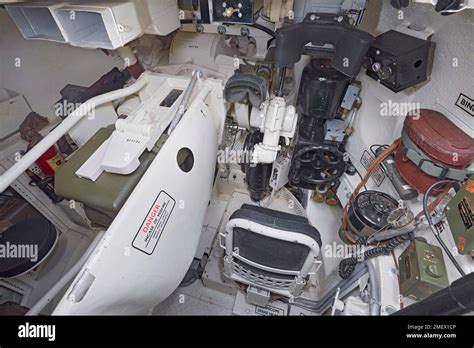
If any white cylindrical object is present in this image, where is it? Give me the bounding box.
[262,97,286,148]
[0,77,149,193]
[281,105,296,134]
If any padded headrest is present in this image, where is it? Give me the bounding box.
[229,204,322,247]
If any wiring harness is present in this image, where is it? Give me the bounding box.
[338,234,413,279]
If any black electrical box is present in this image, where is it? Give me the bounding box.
[366,30,433,92]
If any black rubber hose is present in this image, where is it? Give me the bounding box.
[249,23,276,38]
[289,262,369,313]
[393,271,474,315]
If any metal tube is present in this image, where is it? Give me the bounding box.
[367,260,381,315]
[168,70,202,134]
[276,67,287,97]
[0,77,149,193]
[291,263,369,313]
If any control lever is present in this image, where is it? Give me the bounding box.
[168,70,201,134]
[331,288,345,315]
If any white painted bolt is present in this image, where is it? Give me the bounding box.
[222,2,227,7]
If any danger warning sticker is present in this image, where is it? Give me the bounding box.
[132,191,175,255]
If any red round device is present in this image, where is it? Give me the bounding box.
[395,109,474,194]
[404,109,473,168]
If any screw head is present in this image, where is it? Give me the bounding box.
[241,27,250,36]
[196,24,204,33]
[217,25,226,35]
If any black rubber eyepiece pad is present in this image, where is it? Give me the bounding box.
[224,73,267,107]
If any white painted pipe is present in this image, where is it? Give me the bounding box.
[168,70,202,135]
[26,231,105,316]
[0,77,149,193]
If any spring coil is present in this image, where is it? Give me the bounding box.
[338,234,411,279]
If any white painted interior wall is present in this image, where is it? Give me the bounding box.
[0,9,5,89]
[307,1,474,290]
[0,8,123,121]
[346,1,474,198]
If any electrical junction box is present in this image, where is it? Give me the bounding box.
[366,30,433,92]
[445,175,474,256]
[398,240,449,301]
[270,157,291,190]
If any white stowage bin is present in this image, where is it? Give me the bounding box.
[5,2,70,43]
[53,0,180,49]
[0,89,32,141]
[52,72,226,315]
[54,1,144,49]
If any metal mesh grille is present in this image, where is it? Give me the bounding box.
[232,261,295,290]
[279,187,307,217]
